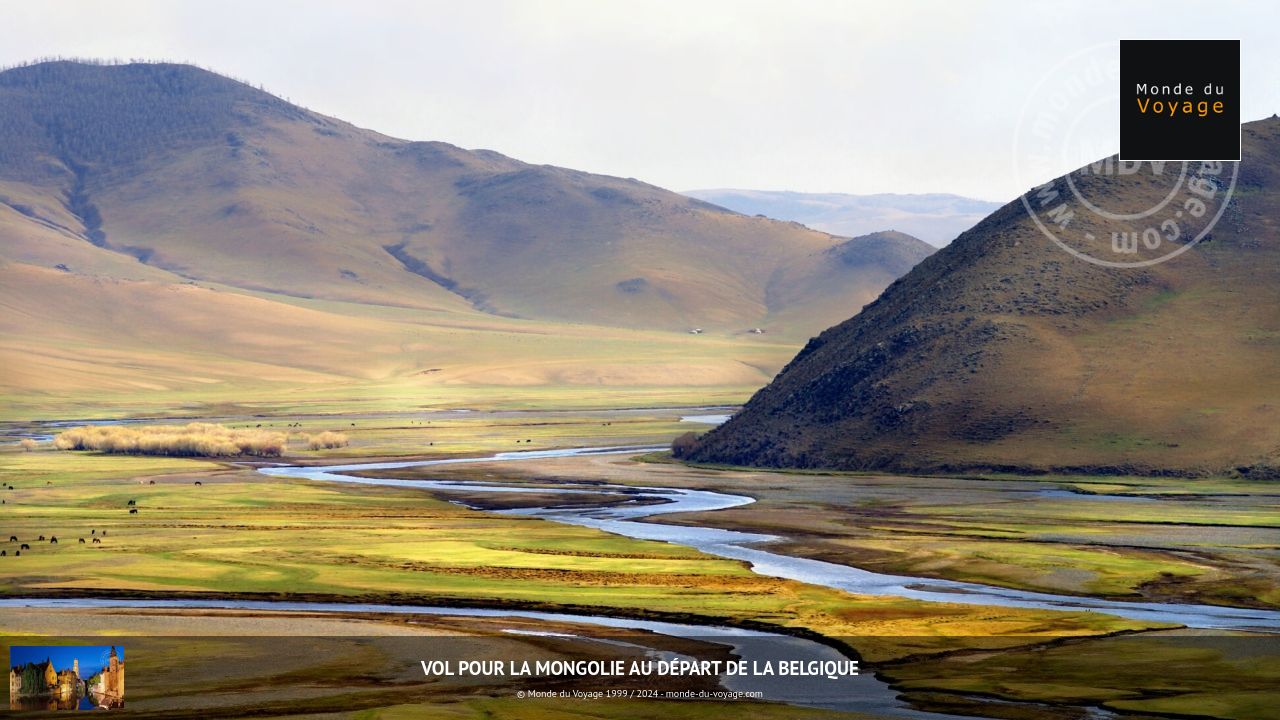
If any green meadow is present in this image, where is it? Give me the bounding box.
[0,441,1154,664]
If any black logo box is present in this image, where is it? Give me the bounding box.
[1120,39,1240,161]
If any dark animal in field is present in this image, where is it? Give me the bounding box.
[8,536,15,542]
[1,550,5,556]
[46,481,51,485]
[7,485,13,490]
[79,538,85,544]
[129,508,138,514]
[102,530,107,536]
[50,537,57,543]
[194,481,202,486]
[37,535,44,541]
[148,480,155,485]
[92,538,100,544]
[13,550,18,556]
[127,500,136,506]
[20,543,30,550]
[91,529,96,535]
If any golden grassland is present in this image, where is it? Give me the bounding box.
[35,410,697,459]
[0,261,797,423]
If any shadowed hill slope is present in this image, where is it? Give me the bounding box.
[688,118,1280,476]
[765,231,935,329]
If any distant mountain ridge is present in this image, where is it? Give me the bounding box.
[687,118,1280,477]
[683,189,1000,247]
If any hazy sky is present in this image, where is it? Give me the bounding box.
[2,1,1277,200]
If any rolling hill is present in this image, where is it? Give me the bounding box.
[0,60,933,412]
[0,61,930,334]
[683,189,1000,247]
[687,117,1280,477]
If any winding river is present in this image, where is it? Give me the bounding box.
[259,445,1280,633]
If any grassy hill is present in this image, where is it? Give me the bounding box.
[688,118,1280,477]
[0,61,933,414]
[0,61,930,332]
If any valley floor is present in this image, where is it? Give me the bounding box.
[1,406,1277,719]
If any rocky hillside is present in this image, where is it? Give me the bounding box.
[687,118,1280,476]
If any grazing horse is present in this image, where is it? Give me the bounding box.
[37,535,44,541]
[194,481,203,486]
[13,550,18,556]
[50,537,57,544]
[102,530,107,536]
[129,508,138,514]
[1,550,5,556]
[92,538,101,544]
[79,538,86,544]
[19,543,30,550]
[127,500,136,506]
[148,480,155,485]
[8,536,15,542]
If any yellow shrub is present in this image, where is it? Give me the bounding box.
[307,431,349,450]
[54,423,287,457]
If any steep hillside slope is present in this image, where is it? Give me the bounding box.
[688,118,1280,476]
[0,61,929,337]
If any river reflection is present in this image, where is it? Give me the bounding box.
[9,689,114,711]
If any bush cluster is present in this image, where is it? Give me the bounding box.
[306,431,349,450]
[54,423,287,457]
[671,431,700,458]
